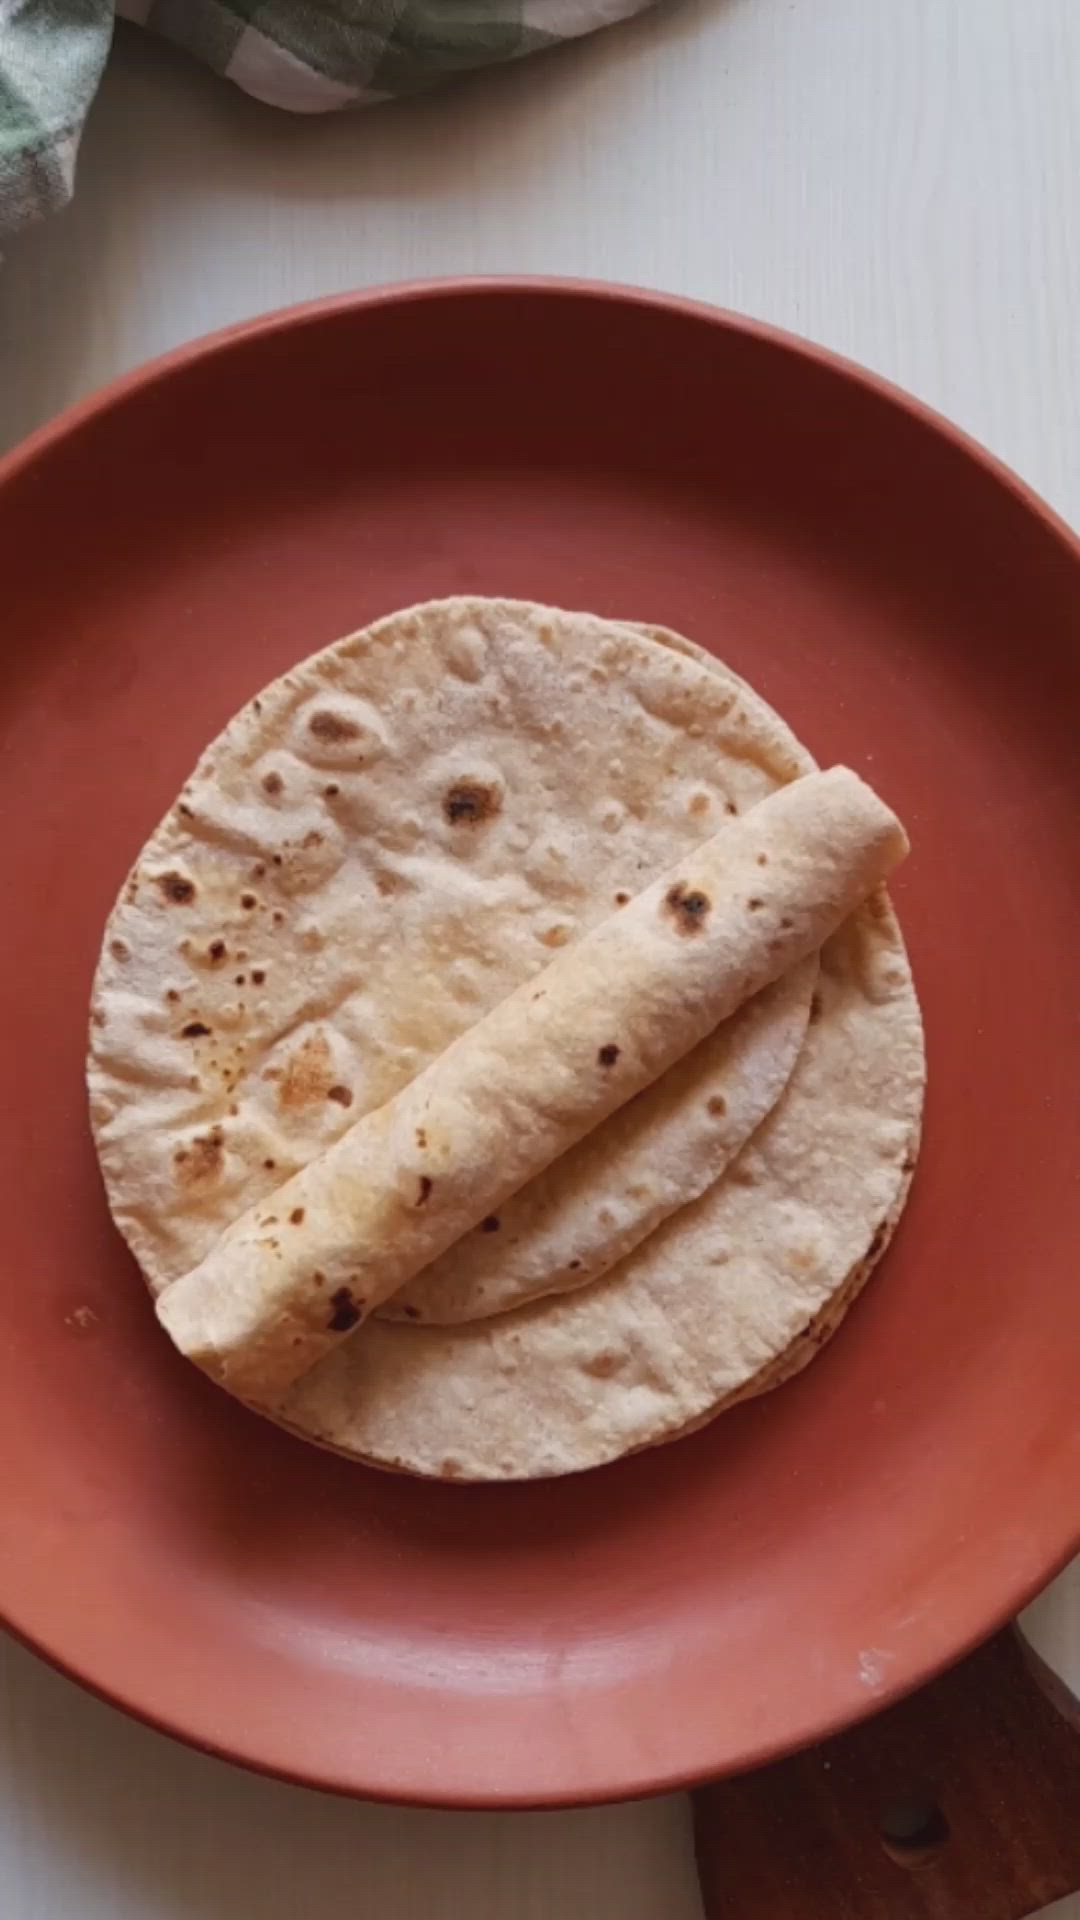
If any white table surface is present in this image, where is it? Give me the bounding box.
[2,3,1079,1914]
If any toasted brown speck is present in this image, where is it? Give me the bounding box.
[262,771,284,796]
[177,802,194,820]
[165,988,180,1003]
[481,1215,500,1233]
[401,1304,422,1320]
[181,1021,211,1039]
[290,1207,305,1225]
[174,1125,224,1188]
[240,893,257,910]
[310,709,360,744]
[443,781,501,826]
[809,991,824,1024]
[324,783,340,799]
[263,1158,276,1170]
[707,1095,727,1117]
[415,1127,427,1148]
[416,1175,433,1206]
[109,938,130,962]
[328,1084,353,1107]
[747,897,764,911]
[157,871,196,905]
[756,853,768,867]
[302,830,323,850]
[251,968,266,985]
[583,1350,621,1379]
[234,974,246,986]
[614,890,630,906]
[724,800,738,815]
[208,939,226,963]
[597,1043,620,1068]
[272,910,285,925]
[277,1031,333,1111]
[664,882,711,935]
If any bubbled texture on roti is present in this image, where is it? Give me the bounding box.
[277,899,924,1479]
[89,599,811,1301]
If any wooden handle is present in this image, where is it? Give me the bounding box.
[693,1626,1080,1918]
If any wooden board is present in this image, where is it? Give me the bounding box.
[694,1628,1080,1918]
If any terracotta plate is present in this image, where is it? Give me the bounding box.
[1,282,1077,1807]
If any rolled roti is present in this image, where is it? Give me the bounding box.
[280,898,923,1479]
[157,767,907,1398]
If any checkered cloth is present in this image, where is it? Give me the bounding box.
[0,0,659,235]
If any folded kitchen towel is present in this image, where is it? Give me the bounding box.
[0,0,660,237]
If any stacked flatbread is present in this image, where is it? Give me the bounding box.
[89,600,924,1480]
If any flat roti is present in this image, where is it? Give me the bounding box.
[277,898,923,1478]
[89,599,814,1310]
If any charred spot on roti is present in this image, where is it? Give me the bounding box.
[443,780,502,826]
[401,1303,422,1319]
[757,853,768,866]
[181,1021,211,1039]
[207,939,227,964]
[724,800,738,815]
[324,783,340,798]
[251,969,266,985]
[261,771,284,796]
[440,1458,463,1480]
[747,897,764,911]
[614,890,630,906]
[263,1158,276,1170]
[664,882,711,934]
[240,893,257,911]
[289,1208,305,1225]
[327,1084,353,1107]
[902,1149,918,1174]
[109,938,130,963]
[272,909,285,925]
[481,1215,500,1233]
[177,802,194,820]
[157,871,196,905]
[707,1095,727,1117]
[688,791,711,817]
[597,1044,620,1067]
[165,988,181,1003]
[416,1176,433,1206]
[327,1286,361,1332]
[809,990,824,1024]
[568,1259,582,1270]
[415,1127,427,1148]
